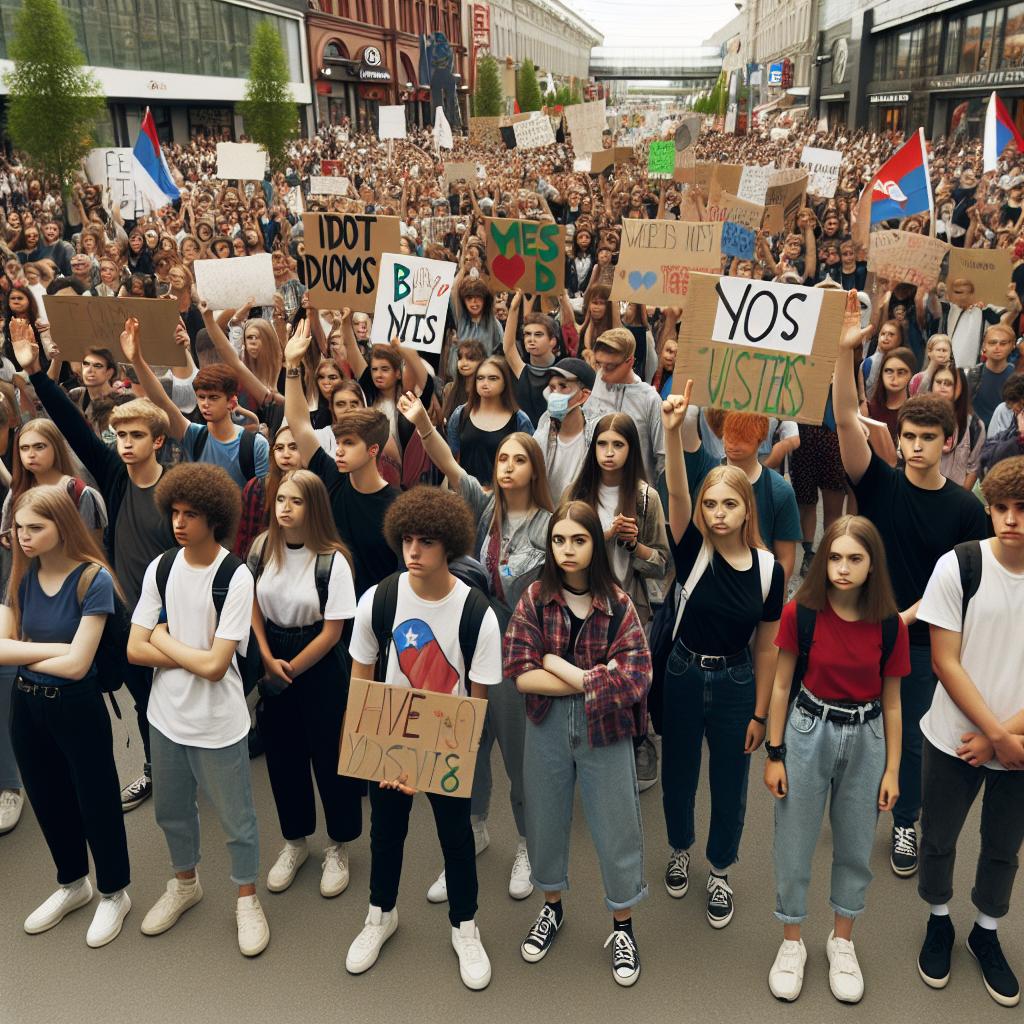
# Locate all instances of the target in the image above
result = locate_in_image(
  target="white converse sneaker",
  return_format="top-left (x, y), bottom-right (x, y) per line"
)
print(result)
top-left (426, 868), bottom-right (448, 904)
top-left (452, 920), bottom-right (492, 990)
top-left (321, 844), bottom-right (349, 898)
top-left (236, 895), bottom-right (270, 956)
top-left (769, 938), bottom-right (807, 1001)
top-left (267, 840), bottom-right (309, 893)
top-left (508, 841), bottom-right (534, 900)
top-left (472, 818), bottom-right (490, 855)
top-left (0, 789), bottom-right (24, 834)
top-left (24, 878), bottom-right (94, 934)
top-left (86, 891), bottom-right (131, 948)
top-left (826, 931), bottom-right (864, 1003)
top-left (141, 876), bottom-right (203, 936)
top-left (346, 905), bottom-right (398, 974)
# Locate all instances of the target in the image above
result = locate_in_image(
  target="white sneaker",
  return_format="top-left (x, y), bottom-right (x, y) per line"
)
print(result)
top-left (346, 905), bottom-right (398, 974)
top-left (321, 844), bottom-right (349, 898)
top-left (24, 878), bottom-right (93, 934)
top-left (141, 877), bottom-right (203, 936)
top-left (769, 938), bottom-right (807, 1001)
top-left (86, 891), bottom-right (131, 948)
top-left (472, 818), bottom-right (490, 855)
top-left (826, 931), bottom-right (864, 1003)
top-left (508, 841), bottom-right (534, 900)
top-left (236, 894), bottom-right (270, 956)
top-left (0, 789), bottom-right (24, 834)
top-left (426, 868), bottom-right (448, 904)
top-left (452, 919), bottom-right (492, 990)
top-left (267, 840), bottom-right (309, 893)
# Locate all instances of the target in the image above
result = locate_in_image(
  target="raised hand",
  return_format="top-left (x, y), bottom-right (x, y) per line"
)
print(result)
top-left (661, 379), bottom-right (693, 431)
top-left (396, 390), bottom-right (430, 433)
top-left (9, 319), bottom-right (40, 372)
top-left (120, 317), bottom-right (142, 363)
top-left (283, 316), bottom-right (312, 368)
top-left (839, 288), bottom-right (873, 352)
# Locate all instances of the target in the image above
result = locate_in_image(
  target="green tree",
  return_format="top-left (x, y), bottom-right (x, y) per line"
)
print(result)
top-left (517, 59), bottom-right (543, 113)
top-left (2, 0), bottom-right (106, 194)
top-left (238, 21), bottom-right (298, 175)
top-left (473, 55), bottom-right (503, 117)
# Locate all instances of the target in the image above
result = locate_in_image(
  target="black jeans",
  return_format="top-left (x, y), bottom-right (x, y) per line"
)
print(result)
top-left (11, 679), bottom-right (130, 894)
top-left (894, 643), bottom-right (938, 828)
top-left (256, 621), bottom-right (362, 843)
top-left (123, 661), bottom-right (153, 768)
top-left (919, 740), bottom-right (1024, 918)
top-left (368, 785), bottom-right (477, 927)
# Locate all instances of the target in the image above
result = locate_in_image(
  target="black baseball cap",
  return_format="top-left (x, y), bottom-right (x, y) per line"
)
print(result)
top-left (549, 357), bottom-right (596, 390)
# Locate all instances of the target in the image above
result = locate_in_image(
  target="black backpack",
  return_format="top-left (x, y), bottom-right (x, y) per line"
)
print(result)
top-left (790, 604), bottom-right (900, 704)
top-left (155, 549), bottom-right (262, 695)
top-left (75, 563), bottom-right (129, 700)
top-left (192, 426), bottom-right (257, 482)
top-left (953, 539), bottom-right (984, 625)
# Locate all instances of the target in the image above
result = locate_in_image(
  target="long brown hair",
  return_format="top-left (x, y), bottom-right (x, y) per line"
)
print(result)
top-left (442, 339), bottom-right (485, 423)
top-left (461, 356), bottom-right (519, 428)
top-left (241, 317), bottom-right (282, 390)
top-left (10, 418), bottom-right (80, 509)
top-left (868, 346), bottom-right (915, 416)
top-left (538, 499), bottom-right (618, 605)
top-left (693, 465), bottom-right (765, 550)
top-left (568, 412), bottom-right (648, 516)
top-left (488, 433), bottom-right (554, 541)
top-left (581, 282), bottom-right (614, 338)
top-left (792, 515), bottom-right (898, 622)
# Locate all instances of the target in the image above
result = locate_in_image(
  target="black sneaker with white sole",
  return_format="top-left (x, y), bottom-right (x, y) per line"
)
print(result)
top-left (665, 850), bottom-right (689, 898)
top-left (967, 924), bottom-right (1021, 1007)
top-left (918, 913), bottom-right (955, 989)
top-left (120, 773), bottom-right (152, 812)
top-left (521, 903), bottom-right (562, 963)
top-left (706, 874), bottom-right (734, 928)
top-left (604, 928), bottom-right (640, 987)
top-left (891, 825), bottom-right (919, 877)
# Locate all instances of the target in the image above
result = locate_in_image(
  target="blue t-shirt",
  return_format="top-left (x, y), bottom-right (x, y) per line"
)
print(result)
top-left (181, 422), bottom-right (270, 487)
top-left (18, 564), bottom-right (114, 686)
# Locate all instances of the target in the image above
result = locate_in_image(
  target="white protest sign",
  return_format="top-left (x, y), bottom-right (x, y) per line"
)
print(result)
top-left (737, 163), bottom-right (775, 205)
top-left (573, 156), bottom-right (592, 173)
top-left (85, 148), bottom-right (145, 219)
top-left (308, 176), bottom-right (350, 196)
top-left (370, 253), bottom-right (455, 353)
top-left (194, 253), bottom-right (276, 310)
top-left (800, 146), bottom-right (843, 198)
top-left (564, 99), bottom-right (606, 155)
top-left (284, 186), bottom-right (304, 216)
top-left (433, 105), bottom-right (454, 149)
top-left (215, 142), bottom-right (267, 181)
top-left (378, 106), bottom-right (407, 140)
top-left (513, 114), bottom-right (556, 150)
top-left (711, 277), bottom-right (824, 356)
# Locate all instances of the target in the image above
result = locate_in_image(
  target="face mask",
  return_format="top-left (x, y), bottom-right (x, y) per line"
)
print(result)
top-left (545, 387), bottom-right (574, 420)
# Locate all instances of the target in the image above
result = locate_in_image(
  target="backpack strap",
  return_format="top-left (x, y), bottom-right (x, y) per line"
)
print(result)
top-left (671, 542), bottom-right (711, 641)
top-left (790, 604), bottom-right (817, 702)
top-left (879, 613), bottom-right (900, 679)
top-left (212, 553), bottom-right (245, 623)
top-left (75, 563), bottom-right (102, 605)
top-left (458, 587), bottom-right (490, 686)
top-left (238, 429), bottom-right (257, 481)
top-left (370, 571), bottom-right (402, 679)
top-left (191, 425), bottom-right (209, 462)
top-left (755, 548), bottom-right (776, 603)
top-left (155, 549), bottom-right (180, 608)
top-left (954, 540), bottom-right (984, 627)
top-left (314, 552), bottom-right (335, 619)
top-left (246, 534), bottom-right (268, 578)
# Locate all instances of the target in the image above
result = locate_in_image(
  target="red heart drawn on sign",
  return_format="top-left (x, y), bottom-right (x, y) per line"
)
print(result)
top-left (492, 254), bottom-right (526, 289)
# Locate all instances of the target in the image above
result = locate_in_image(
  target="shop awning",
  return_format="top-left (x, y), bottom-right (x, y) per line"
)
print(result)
top-left (787, 86), bottom-right (810, 97)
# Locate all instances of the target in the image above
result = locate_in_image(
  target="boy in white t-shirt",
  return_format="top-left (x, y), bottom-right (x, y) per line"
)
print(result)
top-left (916, 456), bottom-right (1024, 1007)
top-left (345, 487), bottom-right (502, 991)
top-left (127, 463), bottom-right (270, 958)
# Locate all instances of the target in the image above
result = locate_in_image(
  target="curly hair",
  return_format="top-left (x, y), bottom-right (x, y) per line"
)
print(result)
top-left (154, 463), bottom-right (240, 543)
top-left (383, 485), bottom-right (475, 559)
top-left (982, 456), bottom-right (1024, 505)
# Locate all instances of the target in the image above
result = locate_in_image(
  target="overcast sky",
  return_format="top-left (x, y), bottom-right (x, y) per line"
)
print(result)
top-left (575, 0), bottom-right (740, 48)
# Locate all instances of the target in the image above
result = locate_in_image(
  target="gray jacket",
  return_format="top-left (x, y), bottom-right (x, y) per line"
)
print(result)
top-left (585, 372), bottom-right (666, 481)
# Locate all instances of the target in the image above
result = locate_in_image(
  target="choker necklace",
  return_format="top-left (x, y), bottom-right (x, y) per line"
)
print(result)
top-left (562, 582), bottom-right (591, 596)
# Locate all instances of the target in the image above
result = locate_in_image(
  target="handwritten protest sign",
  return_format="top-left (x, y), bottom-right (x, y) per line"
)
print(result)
top-left (308, 176), bottom-right (350, 196)
top-left (513, 114), bottom-right (556, 150)
top-left (43, 295), bottom-right (185, 367)
top-left (283, 185), bottom-right (304, 216)
top-left (484, 217), bottom-right (566, 294)
top-left (612, 220), bottom-right (723, 306)
top-left (868, 230), bottom-right (949, 290)
top-left (85, 148), bottom-right (146, 219)
top-left (339, 680), bottom-right (486, 798)
top-left (648, 140), bottom-right (675, 176)
top-left (370, 254), bottom-right (455, 352)
top-left (564, 99), bottom-right (606, 155)
top-left (469, 116), bottom-right (502, 146)
top-left (378, 106), bottom-right (407, 140)
top-left (721, 222), bottom-right (756, 260)
top-left (194, 253), bottom-right (276, 310)
top-left (215, 142), bottom-right (267, 181)
top-left (675, 273), bottom-right (845, 424)
top-left (302, 213), bottom-right (402, 312)
top-left (737, 163), bottom-right (775, 205)
top-left (800, 147), bottom-right (843, 198)
top-left (706, 188), bottom-right (764, 232)
top-left (764, 169), bottom-right (808, 232)
top-left (589, 147), bottom-right (635, 173)
top-left (947, 247), bottom-right (1013, 307)
top-left (443, 162), bottom-right (476, 186)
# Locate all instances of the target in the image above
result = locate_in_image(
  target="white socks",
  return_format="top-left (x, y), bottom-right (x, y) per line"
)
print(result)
top-left (930, 904), bottom-right (950, 917)
top-left (976, 912), bottom-right (999, 931)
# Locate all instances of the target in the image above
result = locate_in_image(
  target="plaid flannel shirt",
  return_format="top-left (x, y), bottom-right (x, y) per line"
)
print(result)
top-left (233, 475), bottom-right (265, 559)
top-left (503, 581), bottom-right (651, 748)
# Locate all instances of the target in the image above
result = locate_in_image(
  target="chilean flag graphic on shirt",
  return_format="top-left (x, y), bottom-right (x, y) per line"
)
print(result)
top-left (868, 128), bottom-right (933, 226)
top-left (394, 619), bottom-right (459, 693)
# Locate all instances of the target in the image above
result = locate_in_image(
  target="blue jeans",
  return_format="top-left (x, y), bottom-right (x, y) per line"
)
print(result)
top-left (773, 698), bottom-right (886, 923)
top-left (0, 665), bottom-right (20, 790)
top-left (894, 643), bottom-right (937, 828)
top-left (524, 694), bottom-right (647, 911)
top-left (150, 726), bottom-right (259, 886)
top-left (661, 638), bottom-right (755, 871)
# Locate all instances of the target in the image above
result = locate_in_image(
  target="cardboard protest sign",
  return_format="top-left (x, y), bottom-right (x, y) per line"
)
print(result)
top-left (800, 146), bottom-right (843, 198)
top-left (868, 230), bottom-right (949, 290)
top-left (589, 147), bottom-right (635, 173)
top-left (737, 163), bottom-right (775, 205)
top-left (721, 222), bottom-right (756, 260)
top-left (194, 253), bottom-right (276, 310)
top-left (215, 142), bottom-right (266, 181)
top-left (513, 114), bottom-right (556, 150)
top-left (612, 220), bottom-right (723, 306)
top-left (443, 162), bottom-right (476, 186)
top-left (707, 163), bottom-right (743, 196)
top-left (370, 254), bottom-right (455, 352)
top-left (302, 213), bottom-right (402, 312)
top-left (378, 106), bottom-right (407, 140)
top-left (705, 187), bottom-right (764, 232)
top-left (339, 679), bottom-right (487, 798)
top-left (564, 99), bottom-right (606, 155)
top-left (763, 205), bottom-right (784, 234)
top-left (648, 141), bottom-right (675, 176)
top-left (764, 169), bottom-right (808, 232)
top-left (308, 176), bottom-right (350, 196)
top-left (946, 247), bottom-right (1013, 307)
top-left (84, 147), bottom-right (146, 219)
top-left (484, 217), bottom-right (566, 295)
top-left (469, 116), bottom-right (502, 146)
top-left (675, 273), bottom-right (846, 424)
top-left (43, 295), bottom-right (185, 366)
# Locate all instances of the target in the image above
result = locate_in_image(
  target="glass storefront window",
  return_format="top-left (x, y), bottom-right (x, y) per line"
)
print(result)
top-left (962, 12), bottom-right (983, 72)
top-left (1003, 2), bottom-right (1024, 66)
top-left (946, 18), bottom-right (962, 74)
top-left (980, 8), bottom-right (1003, 70)
top-left (895, 30), bottom-right (911, 79)
top-left (923, 19), bottom-right (943, 75)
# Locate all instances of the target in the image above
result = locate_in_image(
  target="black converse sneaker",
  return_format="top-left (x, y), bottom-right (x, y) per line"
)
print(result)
top-left (665, 849), bottom-right (689, 898)
top-left (891, 826), bottom-right (919, 877)
top-left (521, 903), bottom-right (562, 963)
top-left (604, 928), bottom-right (640, 987)
top-left (120, 773), bottom-right (152, 812)
top-left (706, 874), bottom-right (734, 928)
top-left (918, 914), bottom-right (955, 988)
top-left (967, 924), bottom-right (1021, 1007)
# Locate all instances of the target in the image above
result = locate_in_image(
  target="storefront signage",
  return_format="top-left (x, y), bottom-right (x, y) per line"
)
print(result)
top-left (472, 4), bottom-right (491, 49)
top-left (359, 46), bottom-right (391, 82)
top-left (869, 93), bottom-right (909, 104)
top-left (926, 68), bottom-right (1024, 91)
top-left (768, 63), bottom-right (783, 85)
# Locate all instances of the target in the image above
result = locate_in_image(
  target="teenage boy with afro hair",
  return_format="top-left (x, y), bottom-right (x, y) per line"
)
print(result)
top-left (128, 463), bottom-right (270, 958)
top-left (345, 486), bottom-right (503, 990)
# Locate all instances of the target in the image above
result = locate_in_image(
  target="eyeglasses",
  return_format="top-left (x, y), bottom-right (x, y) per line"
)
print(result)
top-left (593, 357), bottom-right (625, 373)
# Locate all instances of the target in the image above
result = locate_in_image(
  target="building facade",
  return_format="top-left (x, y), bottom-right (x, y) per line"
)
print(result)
top-left (745, 0), bottom-right (817, 107)
top-left (0, 0), bottom-right (312, 145)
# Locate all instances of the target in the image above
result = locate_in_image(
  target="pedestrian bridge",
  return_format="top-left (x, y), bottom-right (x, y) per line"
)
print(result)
top-left (589, 46), bottom-right (723, 81)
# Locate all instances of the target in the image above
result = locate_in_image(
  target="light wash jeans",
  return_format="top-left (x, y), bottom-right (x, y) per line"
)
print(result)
top-left (471, 676), bottom-right (527, 838)
top-left (773, 696), bottom-right (886, 924)
top-left (150, 726), bottom-right (259, 886)
top-left (524, 694), bottom-right (648, 911)
top-left (0, 666), bottom-right (20, 790)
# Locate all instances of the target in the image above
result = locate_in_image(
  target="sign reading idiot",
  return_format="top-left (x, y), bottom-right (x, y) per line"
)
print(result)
top-left (675, 274), bottom-right (845, 424)
top-left (484, 217), bottom-right (566, 294)
top-left (339, 680), bottom-right (487, 798)
top-left (612, 220), bottom-right (722, 305)
top-left (302, 213), bottom-right (402, 312)
top-left (868, 230), bottom-right (949, 291)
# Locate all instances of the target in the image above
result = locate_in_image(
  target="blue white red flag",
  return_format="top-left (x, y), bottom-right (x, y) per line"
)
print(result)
top-left (983, 91), bottom-right (1024, 173)
top-left (131, 107), bottom-right (180, 210)
top-left (867, 128), bottom-right (933, 226)
top-left (394, 619), bottom-right (458, 693)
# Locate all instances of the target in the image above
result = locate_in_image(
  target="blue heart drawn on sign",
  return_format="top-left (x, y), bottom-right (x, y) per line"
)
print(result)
top-left (628, 270), bottom-right (658, 290)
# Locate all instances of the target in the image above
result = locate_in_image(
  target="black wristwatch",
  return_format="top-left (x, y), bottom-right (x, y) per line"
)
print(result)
top-left (764, 741), bottom-right (787, 762)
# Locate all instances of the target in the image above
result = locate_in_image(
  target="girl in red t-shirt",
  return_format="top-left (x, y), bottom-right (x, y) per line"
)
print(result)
top-left (763, 515), bottom-right (909, 1005)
